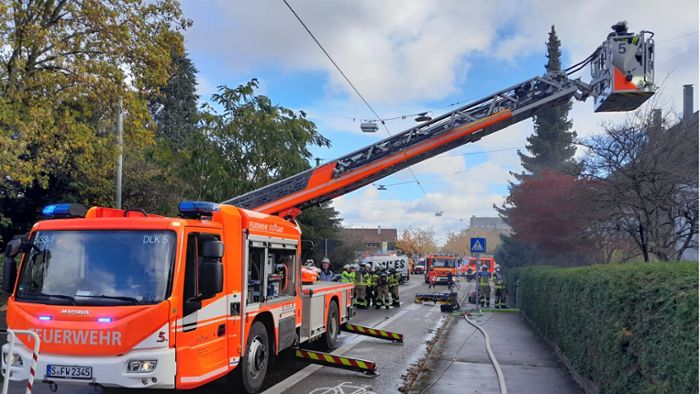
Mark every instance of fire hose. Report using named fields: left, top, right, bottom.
left=463, top=313, right=508, bottom=394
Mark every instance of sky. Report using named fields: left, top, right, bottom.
left=181, top=0, right=699, bottom=243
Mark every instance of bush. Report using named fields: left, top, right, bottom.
left=517, top=263, right=698, bottom=394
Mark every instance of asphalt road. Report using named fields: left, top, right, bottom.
left=3, top=276, right=461, bottom=394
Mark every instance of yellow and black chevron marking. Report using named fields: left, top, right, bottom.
left=295, top=349, right=377, bottom=375
left=342, top=323, right=404, bottom=343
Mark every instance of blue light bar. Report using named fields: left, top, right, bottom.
left=38, top=315, right=52, bottom=321
left=41, top=203, right=87, bottom=219
left=97, top=317, right=112, bottom=323
left=178, top=201, right=219, bottom=217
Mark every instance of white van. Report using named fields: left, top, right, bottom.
left=360, top=255, right=410, bottom=283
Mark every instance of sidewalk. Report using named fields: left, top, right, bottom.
left=409, top=311, right=582, bottom=394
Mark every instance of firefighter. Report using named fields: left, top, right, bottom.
left=319, top=257, right=333, bottom=281
left=427, top=269, right=437, bottom=289
left=389, top=268, right=401, bottom=307
left=340, top=265, right=354, bottom=283
left=375, top=268, right=391, bottom=309
left=494, top=265, right=507, bottom=309
left=368, top=267, right=379, bottom=307
left=478, top=264, right=491, bottom=307
left=354, top=264, right=369, bottom=308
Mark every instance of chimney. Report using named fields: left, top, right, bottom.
left=377, top=225, right=381, bottom=235
left=683, top=84, right=693, bottom=121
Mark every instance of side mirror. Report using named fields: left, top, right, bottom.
left=3, top=237, right=24, bottom=294
left=202, top=240, right=224, bottom=259
left=199, top=261, right=223, bottom=299
left=2, top=257, right=17, bottom=293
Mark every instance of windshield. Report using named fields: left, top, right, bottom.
left=431, top=258, right=455, bottom=268
left=17, top=230, right=176, bottom=306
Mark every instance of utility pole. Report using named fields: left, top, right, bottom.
left=115, top=97, right=124, bottom=209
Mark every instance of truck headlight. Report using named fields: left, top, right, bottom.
left=127, top=360, right=157, bottom=373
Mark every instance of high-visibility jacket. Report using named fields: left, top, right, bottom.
left=478, top=271, right=490, bottom=287
left=388, top=273, right=399, bottom=286
left=494, top=272, right=506, bottom=289
left=355, top=271, right=369, bottom=286
left=341, top=271, right=355, bottom=283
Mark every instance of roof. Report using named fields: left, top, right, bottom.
left=341, top=228, right=398, bottom=243
left=469, top=216, right=510, bottom=230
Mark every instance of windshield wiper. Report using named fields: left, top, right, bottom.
left=21, top=293, right=76, bottom=305
left=80, top=295, right=140, bottom=305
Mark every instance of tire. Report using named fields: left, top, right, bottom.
left=238, top=321, right=270, bottom=393
left=320, top=301, right=340, bottom=350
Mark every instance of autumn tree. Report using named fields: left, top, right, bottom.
left=396, top=227, right=438, bottom=258
left=505, top=170, right=598, bottom=265
left=0, top=0, right=189, bottom=241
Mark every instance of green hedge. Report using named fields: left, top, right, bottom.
left=516, top=263, right=698, bottom=394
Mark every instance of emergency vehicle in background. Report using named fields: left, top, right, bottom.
left=360, top=255, right=410, bottom=283
left=458, top=256, right=495, bottom=276
left=1, top=22, right=655, bottom=393
left=424, top=254, right=458, bottom=284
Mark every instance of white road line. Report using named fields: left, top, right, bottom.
left=262, top=308, right=412, bottom=394
left=406, top=303, right=422, bottom=311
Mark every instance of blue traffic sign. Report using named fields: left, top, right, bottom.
left=470, top=237, right=486, bottom=253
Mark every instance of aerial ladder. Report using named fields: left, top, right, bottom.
left=224, top=22, right=655, bottom=220
left=0, top=22, right=655, bottom=394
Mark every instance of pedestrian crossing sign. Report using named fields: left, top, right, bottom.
left=470, top=237, right=486, bottom=253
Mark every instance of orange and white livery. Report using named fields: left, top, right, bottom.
left=3, top=204, right=352, bottom=392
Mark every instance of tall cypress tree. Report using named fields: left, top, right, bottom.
left=513, top=25, right=577, bottom=181
left=497, top=26, right=579, bottom=267
left=149, top=50, right=199, bottom=145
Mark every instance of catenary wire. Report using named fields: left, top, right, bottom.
left=282, top=0, right=442, bottom=212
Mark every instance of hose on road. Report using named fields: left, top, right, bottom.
left=464, top=313, right=508, bottom=394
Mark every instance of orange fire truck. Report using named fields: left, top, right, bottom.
left=1, top=22, right=654, bottom=393
left=424, top=254, right=458, bottom=284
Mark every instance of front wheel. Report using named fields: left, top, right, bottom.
left=238, top=321, right=270, bottom=393
left=320, top=301, right=340, bottom=350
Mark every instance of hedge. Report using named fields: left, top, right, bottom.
left=515, top=263, right=698, bottom=394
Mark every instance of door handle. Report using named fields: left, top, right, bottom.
left=217, top=324, right=226, bottom=337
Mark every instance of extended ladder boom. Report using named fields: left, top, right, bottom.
left=222, top=23, right=655, bottom=217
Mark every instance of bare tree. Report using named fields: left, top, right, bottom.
left=581, top=107, right=698, bottom=261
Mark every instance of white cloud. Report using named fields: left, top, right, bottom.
left=185, top=0, right=521, bottom=104
left=184, top=0, right=698, bottom=241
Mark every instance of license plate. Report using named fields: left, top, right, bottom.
left=46, top=365, right=92, bottom=380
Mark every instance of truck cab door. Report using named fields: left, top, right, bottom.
left=175, top=230, right=229, bottom=388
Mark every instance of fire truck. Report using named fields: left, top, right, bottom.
left=459, top=256, right=496, bottom=276
left=424, top=254, right=459, bottom=284
left=1, top=22, right=654, bottom=393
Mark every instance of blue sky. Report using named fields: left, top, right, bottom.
left=181, top=1, right=699, bottom=242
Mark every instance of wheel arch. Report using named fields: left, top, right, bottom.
left=251, top=311, right=276, bottom=356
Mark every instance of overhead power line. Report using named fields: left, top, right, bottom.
left=283, top=0, right=442, bottom=212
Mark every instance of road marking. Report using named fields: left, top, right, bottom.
left=406, top=303, right=422, bottom=311
left=262, top=308, right=412, bottom=394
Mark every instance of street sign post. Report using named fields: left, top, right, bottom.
left=470, top=237, right=486, bottom=254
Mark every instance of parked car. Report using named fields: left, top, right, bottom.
left=413, top=263, right=425, bottom=275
